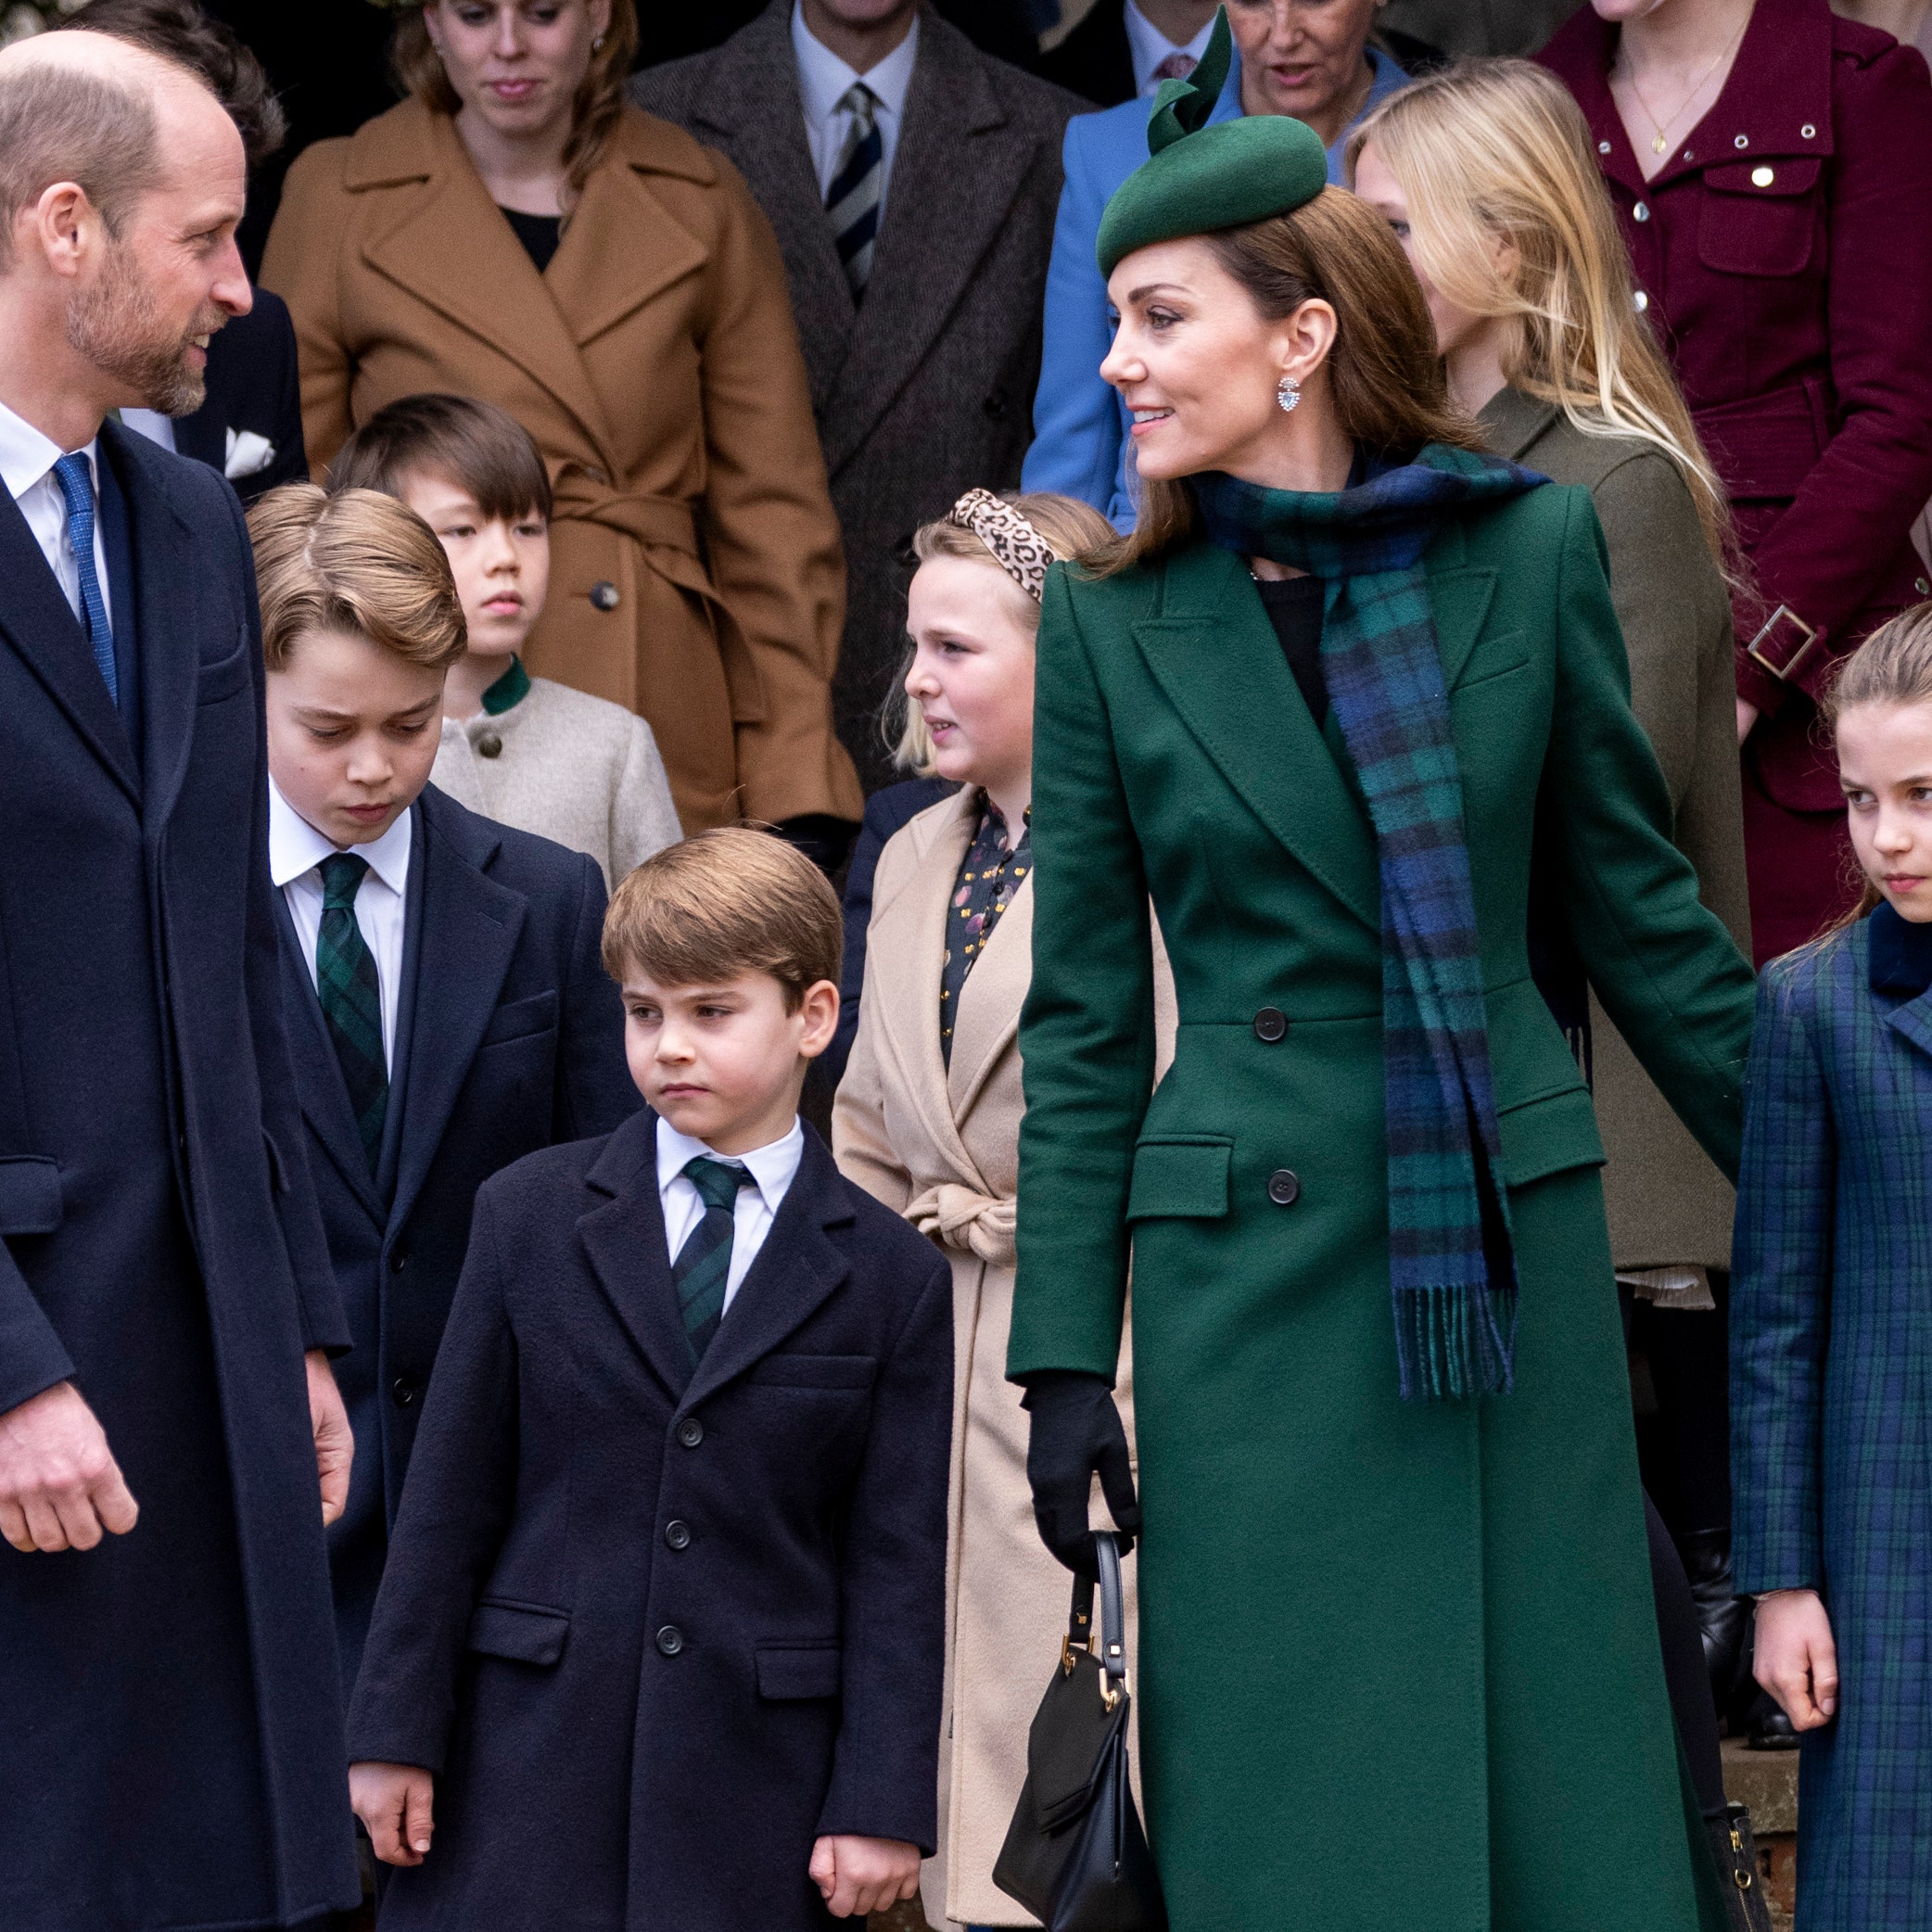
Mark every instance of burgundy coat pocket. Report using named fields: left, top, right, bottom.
left=1697, top=159, right=1823, bottom=278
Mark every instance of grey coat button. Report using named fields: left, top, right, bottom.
left=1253, top=1008, right=1288, bottom=1043
left=591, top=580, right=621, bottom=612
left=655, top=1624, right=684, bottom=1657
left=665, top=1519, right=692, bottom=1551
left=676, top=1416, right=704, bottom=1448
left=1266, top=1169, right=1301, bottom=1206
left=1632, top=202, right=1649, bottom=222
left=477, top=731, right=503, bottom=758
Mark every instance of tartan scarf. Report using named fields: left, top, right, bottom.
left=1195, top=445, right=1547, bottom=1401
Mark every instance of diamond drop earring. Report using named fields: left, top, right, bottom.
left=1277, top=375, right=1302, bottom=414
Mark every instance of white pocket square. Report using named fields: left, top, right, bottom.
left=224, top=428, right=275, bottom=480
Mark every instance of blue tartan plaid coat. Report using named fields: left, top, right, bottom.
left=1733, top=916, right=1932, bottom=1930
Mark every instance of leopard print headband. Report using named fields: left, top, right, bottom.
left=946, top=489, right=1053, bottom=604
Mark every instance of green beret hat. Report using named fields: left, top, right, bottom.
left=1095, top=8, right=1329, bottom=279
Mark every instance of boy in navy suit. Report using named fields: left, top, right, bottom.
left=247, top=482, right=639, bottom=1689
left=347, top=828, right=953, bottom=1930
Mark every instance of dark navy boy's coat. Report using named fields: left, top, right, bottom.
left=277, top=781, right=638, bottom=1686
left=0, top=423, right=359, bottom=1929
left=348, top=1112, right=954, bottom=1932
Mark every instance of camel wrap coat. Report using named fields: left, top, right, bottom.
left=833, top=788, right=1174, bottom=1928
left=261, top=99, right=861, bottom=832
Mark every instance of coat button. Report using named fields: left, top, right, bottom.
left=1916, top=577, right=1929, bottom=596
left=676, top=1416, right=704, bottom=1448
left=1633, top=290, right=1649, bottom=311
left=1632, top=201, right=1649, bottom=222
left=1597, top=139, right=1610, bottom=155
left=590, top=580, right=620, bottom=612
left=1266, top=1169, right=1301, bottom=1207
left=388, top=1250, right=409, bottom=1275
left=655, top=1624, right=684, bottom=1657
left=665, top=1519, right=692, bottom=1551
left=477, top=731, right=502, bottom=758
left=982, top=391, right=1008, bottom=420
left=1734, top=133, right=1748, bottom=149
left=390, top=1376, right=418, bottom=1408
left=1252, top=1007, right=1288, bottom=1043
left=1750, top=164, right=1774, bottom=187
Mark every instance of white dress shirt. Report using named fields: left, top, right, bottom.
left=119, top=408, right=177, bottom=453
left=0, top=396, right=113, bottom=631
left=792, top=1, right=921, bottom=210
left=1122, top=0, right=1218, bottom=97
left=269, top=778, right=412, bottom=1071
left=656, top=1113, right=805, bottom=1317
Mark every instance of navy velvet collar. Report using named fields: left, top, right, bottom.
left=1868, top=898, right=1932, bottom=997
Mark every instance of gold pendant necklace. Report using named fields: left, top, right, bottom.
left=1621, top=10, right=1750, bottom=160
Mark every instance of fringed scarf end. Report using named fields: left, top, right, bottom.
left=1394, top=1283, right=1519, bottom=1402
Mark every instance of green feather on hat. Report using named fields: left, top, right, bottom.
left=1095, top=7, right=1329, bottom=278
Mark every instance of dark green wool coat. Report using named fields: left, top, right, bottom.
left=1010, top=483, right=1757, bottom=1932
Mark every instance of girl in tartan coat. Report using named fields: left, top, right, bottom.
left=1734, top=600, right=1932, bottom=1930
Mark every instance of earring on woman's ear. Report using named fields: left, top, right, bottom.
left=1277, top=374, right=1302, bottom=413
left=592, top=32, right=606, bottom=49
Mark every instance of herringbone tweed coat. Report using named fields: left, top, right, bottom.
left=1733, top=914, right=1932, bottom=1930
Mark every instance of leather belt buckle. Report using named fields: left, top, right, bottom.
left=1745, top=604, right=1822, bottom=681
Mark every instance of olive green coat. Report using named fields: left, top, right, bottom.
left=1009, top=483, right=1757, bottom=1932
left=1481, top=388, right=1751, bottom=1274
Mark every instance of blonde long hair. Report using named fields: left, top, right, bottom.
left=1349, top=59, right=1730, bottom=564
left=886, top=491, right=1115, bottom=774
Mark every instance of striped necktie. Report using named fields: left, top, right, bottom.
left=672, top=1156, right=752, bottom=1365
left=316, top=853, right=388, bottom=1174
left=1149, top=51, right=1198, bottom=84
left=51, top=452, right=117, bottom=704
left=826, top=82, right=882, bottom=299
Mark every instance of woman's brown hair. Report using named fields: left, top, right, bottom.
left=1097, top=185, right=1483, bottom=577
left=247, top=484, right=468, bottom=674
left=390, top=0, right=639, bottom=202
left=1820, top=601, right=1932, bottom=929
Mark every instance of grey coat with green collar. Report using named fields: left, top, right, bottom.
left=1481, top=386, right=1752, bottom=1275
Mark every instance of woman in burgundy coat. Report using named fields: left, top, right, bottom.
left=1544, top=0, right=1932, bottom=964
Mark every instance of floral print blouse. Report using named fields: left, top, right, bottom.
left=940, top=795, right=1031, bottom=1067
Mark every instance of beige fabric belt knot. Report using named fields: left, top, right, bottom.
left=907, top=1182, right=1016, bottom=1266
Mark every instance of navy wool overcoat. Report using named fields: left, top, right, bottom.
left=348, top=1113, right=953, bottom=1931
left=0, top=425, right=359, bottom=1927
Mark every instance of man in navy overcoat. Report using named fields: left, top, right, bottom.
left=0, top=33, right=360, bottom=1930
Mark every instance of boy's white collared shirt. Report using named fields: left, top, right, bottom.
left=269, top=777, right=412, bottom=1070
left=656, top=1114, right=805, bottom=1316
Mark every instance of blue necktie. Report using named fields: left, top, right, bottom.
left=51, top=452, right=117, bottom=705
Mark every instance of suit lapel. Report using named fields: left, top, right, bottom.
left=682, top=0, right=854, bottom=410
left=356, top=107, right=620, bottom=468
left=275, top=891, right=387, bottom=1226
left=1134, top=544, right=1382, bottom=934
left=682, top=1130, right=853, bottom=1410
left=578, top=1111, right=692, bottom=1403
left=108, top=426, right=203, bottom=836
left=821, top=20, right=1033, bottom=476
left=0, top=481, right=139, bottom=803
left=387, top=793, right=524, bottom=1237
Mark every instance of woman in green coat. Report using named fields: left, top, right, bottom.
left=1008, top=22, right=1758, bottom=1931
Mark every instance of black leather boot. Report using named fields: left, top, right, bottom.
left=1706, top=1801, right=1774, bottom=1932
left=1677, top=1527, right=1750, bottom=1708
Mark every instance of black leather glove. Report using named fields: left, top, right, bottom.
left=1022, top=1369, right=1139, bottom=1579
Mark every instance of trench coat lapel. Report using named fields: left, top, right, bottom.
left=683, top=1131, right=853, bottom=1409
left=578, top=1111, right=691, bottom=1402
left=821, top=21, right=1030, bottom=477
left=947, top=871, right=1031, bottom=1124
left=682, top=0, right=854, bottom=409
left=871, top=790, right=992, bottom=1182
left=387, top=795, right=523, bottom=1238
left=0, top=485, right=139, bottom=804
left=1135, top=544, right=1382, bottom=934
left=354, top=106, right=619, bottom=467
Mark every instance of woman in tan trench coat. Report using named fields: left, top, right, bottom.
left=834, top=490, right=1172, bottom=1930
left=261, top=0, right=860, bottom=835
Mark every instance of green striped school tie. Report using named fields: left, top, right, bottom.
left=673, top=1157, right=751, bottom=1364
left=316, top=852, right=388, bottom=1175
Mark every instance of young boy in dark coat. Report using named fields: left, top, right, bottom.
left=248, top=484, right=639, bottom=1689
left=347, top=827, right=954, bottom=1929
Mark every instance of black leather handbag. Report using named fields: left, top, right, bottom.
left=992, top=1532, right=1167, bottom=1932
